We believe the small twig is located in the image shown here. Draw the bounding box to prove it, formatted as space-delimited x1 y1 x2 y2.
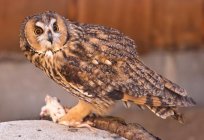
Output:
40 95 161 140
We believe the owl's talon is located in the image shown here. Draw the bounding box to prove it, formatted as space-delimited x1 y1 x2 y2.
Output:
58 121 95 132
58 120 94 131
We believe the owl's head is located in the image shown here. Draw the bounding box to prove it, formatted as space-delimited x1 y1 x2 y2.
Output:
20 11 69 54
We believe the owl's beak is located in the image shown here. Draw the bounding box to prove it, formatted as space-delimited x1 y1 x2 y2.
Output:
48 31 53 44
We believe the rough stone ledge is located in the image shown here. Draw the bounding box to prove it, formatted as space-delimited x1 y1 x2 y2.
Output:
0 120 125 140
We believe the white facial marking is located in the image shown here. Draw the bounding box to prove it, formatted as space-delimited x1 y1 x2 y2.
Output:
36 22 45 29
49 18 61 44
45 50 53 57
37 35 52 48
49 19 56 28
36 18 61 50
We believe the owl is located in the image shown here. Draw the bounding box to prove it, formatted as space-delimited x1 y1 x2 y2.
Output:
20 11 195 126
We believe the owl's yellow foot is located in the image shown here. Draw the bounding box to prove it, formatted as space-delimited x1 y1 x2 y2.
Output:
58 100 94 129
59 120 94 130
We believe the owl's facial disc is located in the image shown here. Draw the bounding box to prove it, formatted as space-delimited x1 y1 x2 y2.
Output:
35 18 61 50
23 12 68 54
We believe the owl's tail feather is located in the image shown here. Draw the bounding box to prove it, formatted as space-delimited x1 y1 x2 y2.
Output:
163 88 196 107
146 106 184 123
122 94 184 123
123 94 165 107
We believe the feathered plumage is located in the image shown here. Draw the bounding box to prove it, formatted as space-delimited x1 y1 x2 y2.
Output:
20 11 195 123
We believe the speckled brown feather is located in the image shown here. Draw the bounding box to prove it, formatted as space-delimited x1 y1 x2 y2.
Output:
20 11 195 121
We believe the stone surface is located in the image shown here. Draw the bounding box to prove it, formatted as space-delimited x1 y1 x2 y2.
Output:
0 120 125 140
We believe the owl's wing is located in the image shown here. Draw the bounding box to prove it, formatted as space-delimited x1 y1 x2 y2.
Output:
121 58 195 107
61 22 195 108
80 23 138 59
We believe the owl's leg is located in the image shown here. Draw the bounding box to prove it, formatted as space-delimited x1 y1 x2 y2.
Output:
58 100 93 127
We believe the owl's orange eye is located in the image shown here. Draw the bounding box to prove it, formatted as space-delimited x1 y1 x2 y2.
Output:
53 22 59 32
34 27 44 35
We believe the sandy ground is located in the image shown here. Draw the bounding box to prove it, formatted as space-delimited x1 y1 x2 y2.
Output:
0 50 203 140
